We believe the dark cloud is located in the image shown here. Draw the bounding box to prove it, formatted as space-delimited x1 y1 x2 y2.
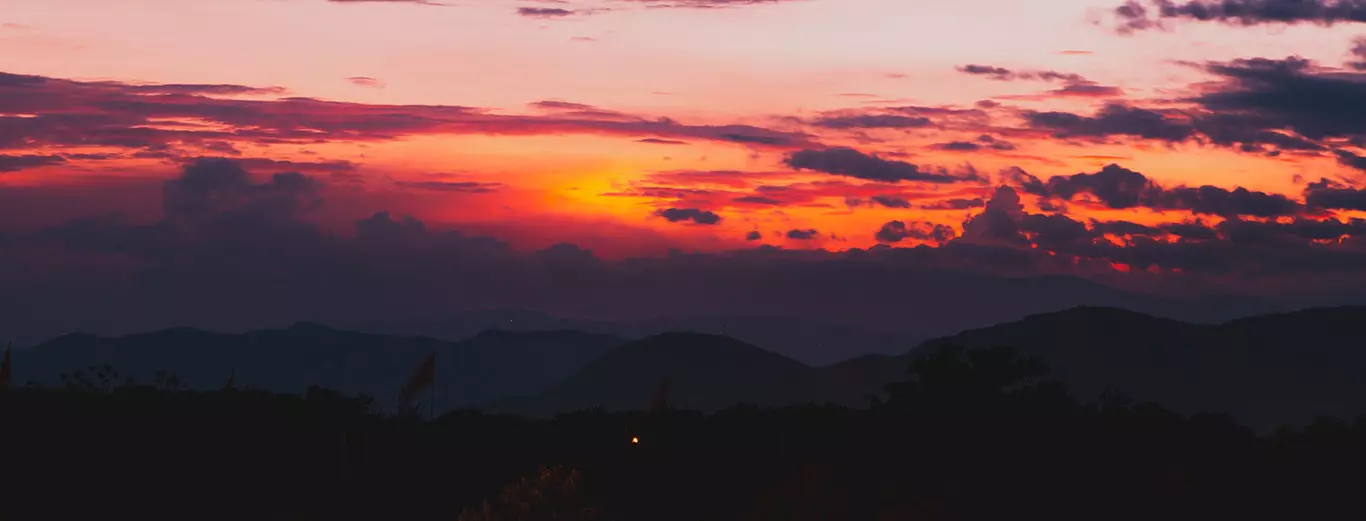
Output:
395 181 505 193
1092 220 1161 237
161 158 324 224
745 231 762 241
1161 221 1221 240
1304 177 1366 210
0 70 817 153
1350 37 1366 70
656 207 722 225
1049 83 1125 97
98 83 287 96
1020 163 1304 218
232 158 358 173
934 141 983 151
637 138 690 145
956 65 1087 83
0 154 65 172
786 229 819 240
959 186 1027 246
869 195 912 208
931 139 1015 152
347 77 386 88
1020 58 1356 154
1334 149 1366 171
517 7 579 18
810 114 933 129
1192 57 1366 141
875 220 957 243
784 147 973 183
1023 103 1194 141
922 198 985 210
1114 0 1366 33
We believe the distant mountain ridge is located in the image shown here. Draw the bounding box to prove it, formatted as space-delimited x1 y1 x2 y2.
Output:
488 333 865 416
12 305 1366 429
13 324 623 412
836 306 1366 429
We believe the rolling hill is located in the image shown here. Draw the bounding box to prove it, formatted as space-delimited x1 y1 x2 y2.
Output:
12 324 623 412
488 333 866 416
834 306 1366 429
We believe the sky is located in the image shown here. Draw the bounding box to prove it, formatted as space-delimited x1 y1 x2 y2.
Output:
5 0 1366 340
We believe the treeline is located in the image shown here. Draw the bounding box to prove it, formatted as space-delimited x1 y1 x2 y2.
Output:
1 346 1365 521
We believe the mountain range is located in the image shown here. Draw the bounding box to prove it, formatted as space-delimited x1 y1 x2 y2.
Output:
10 305 1366 429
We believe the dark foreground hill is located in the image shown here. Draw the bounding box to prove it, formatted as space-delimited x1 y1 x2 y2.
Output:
12 324 623 411
489 333 866 416
831 306 1366 429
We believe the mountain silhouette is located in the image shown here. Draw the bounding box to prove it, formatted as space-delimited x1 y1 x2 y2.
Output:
489 332 863 416
352 310 918 365
13 324 622 412
842 306 1366 429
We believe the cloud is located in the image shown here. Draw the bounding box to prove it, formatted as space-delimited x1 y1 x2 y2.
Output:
1049 83 1125 97
959 186 1027 246
869 195 912 208
956 65 1087 83
655 207 722 224
0 154 65 172
1113 0 1366 33
1304 177 1366 210
1019 59 1347 154
1350 37 1366 69
637 138 690 145
0 70 817 153
231 158 359 173
1191 57 1366 141
931 139 1015 152
1018 163 1304 218
745 231 762 241
1022 103 1194 142
922 198 985 210
347 77 386 88
395 181 506 193
93 83 287 96
786 229 818 240
875 220 956 243
517 7 580 18
784 147 975 183
810 114 933 129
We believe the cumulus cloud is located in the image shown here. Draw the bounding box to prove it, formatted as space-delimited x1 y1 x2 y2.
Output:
1017 163 1304 218
875 220 957 243
395 181 505 193
810 114 933 129
784 147 974 183
517 7 580 18
1113 0 1366 33
0 154 65 172
656 207 722 224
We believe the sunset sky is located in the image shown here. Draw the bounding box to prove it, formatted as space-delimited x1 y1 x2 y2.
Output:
5 0 1366 339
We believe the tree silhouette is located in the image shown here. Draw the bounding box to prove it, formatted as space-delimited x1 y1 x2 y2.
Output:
457 465 599 521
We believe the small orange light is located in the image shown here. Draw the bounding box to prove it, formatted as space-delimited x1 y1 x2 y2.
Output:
631 437 639 444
